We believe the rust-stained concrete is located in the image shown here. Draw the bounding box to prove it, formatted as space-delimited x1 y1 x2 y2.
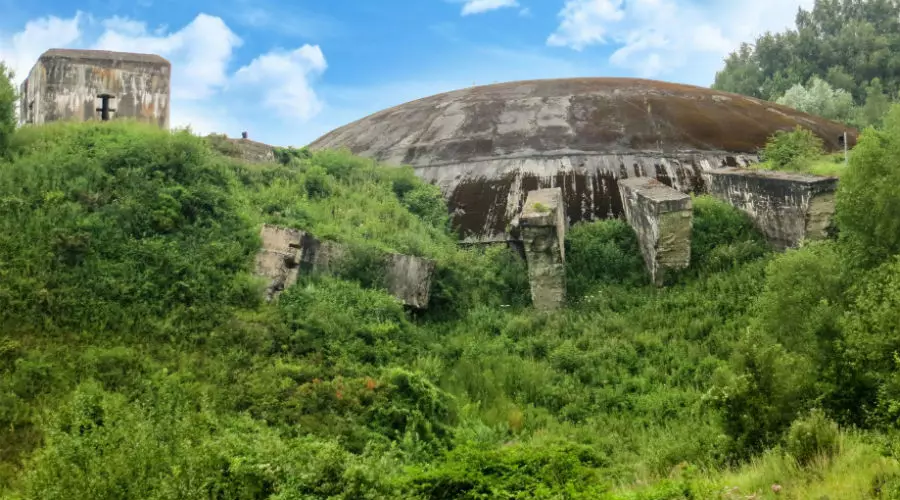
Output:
19 49 171 128
618 177 692 286
520 188 566 311
706 168 838 249
308 78 857 243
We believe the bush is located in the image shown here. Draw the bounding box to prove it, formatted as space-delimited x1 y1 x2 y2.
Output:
784 409 840 466
688 195 769 274
760 126 825 170
273 146 312 165
406 441 611 499
0 122 259 336
705 333 818 457
565 219 648 297
0 62 14 158
429 245 531 318
754 242 846 354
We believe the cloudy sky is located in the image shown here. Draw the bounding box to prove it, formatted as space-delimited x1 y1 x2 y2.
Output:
0 0 814 146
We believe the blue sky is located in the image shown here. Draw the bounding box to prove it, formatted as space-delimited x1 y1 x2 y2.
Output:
0 0 814 146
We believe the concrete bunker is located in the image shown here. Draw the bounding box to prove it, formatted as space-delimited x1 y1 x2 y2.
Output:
618 177 692 286
519 188 567 311
308 78 856 245
706 168 838 249
19 49 171 128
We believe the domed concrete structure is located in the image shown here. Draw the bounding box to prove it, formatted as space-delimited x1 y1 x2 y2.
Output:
309 78 856 243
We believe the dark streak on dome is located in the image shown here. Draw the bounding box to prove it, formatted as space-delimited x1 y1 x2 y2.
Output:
308 78 857 243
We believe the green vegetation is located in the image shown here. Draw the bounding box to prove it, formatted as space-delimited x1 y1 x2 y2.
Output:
713 0 900 128
749 127 848 177
7 99 900 496
0 62 15 158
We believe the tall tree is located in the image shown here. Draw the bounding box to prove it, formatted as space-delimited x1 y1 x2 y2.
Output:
713 0 900 110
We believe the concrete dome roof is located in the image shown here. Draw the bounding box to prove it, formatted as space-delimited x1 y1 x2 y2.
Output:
309 78 856 243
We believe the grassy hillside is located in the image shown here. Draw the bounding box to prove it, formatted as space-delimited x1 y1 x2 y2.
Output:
3 117 900 499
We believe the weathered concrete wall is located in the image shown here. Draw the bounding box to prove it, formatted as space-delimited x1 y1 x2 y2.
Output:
20 49 171 128
308 77 857 244
419 152 752 244
255 224 435 308
255 225 304 301
520 188 566 311
705 168 838 249
618 177 692 286
384 254 435 310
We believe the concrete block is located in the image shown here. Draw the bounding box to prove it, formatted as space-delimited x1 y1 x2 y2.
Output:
255 225 304 301
520 188 566 311
706 168 838 249
254 224 435 308
384 254 436 309
618 177 692 286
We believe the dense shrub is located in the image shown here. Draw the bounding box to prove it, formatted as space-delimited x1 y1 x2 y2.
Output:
273 145 312 165
784 409 840 466
0 122 259 335
760 126 825 170
406 441 611 499
565 219 648 297
706 334 818 457
687 195 769 274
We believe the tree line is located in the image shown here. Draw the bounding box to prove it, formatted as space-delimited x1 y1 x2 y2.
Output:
713 0 900 129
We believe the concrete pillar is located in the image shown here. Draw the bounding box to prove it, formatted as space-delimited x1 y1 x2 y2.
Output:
706 168 837 249
520 188 566 311
618 177 692 286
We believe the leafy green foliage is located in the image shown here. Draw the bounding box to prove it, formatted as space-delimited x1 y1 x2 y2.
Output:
713 0 900 128
760 126 826 171
565 219 648 297
0 62 14 158
273 145 312 165
836 104 900 264
0 122 259 335
776 77 855 123
784 409 840 466
687 195 769 274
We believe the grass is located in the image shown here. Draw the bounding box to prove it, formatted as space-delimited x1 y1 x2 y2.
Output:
751 152 849 177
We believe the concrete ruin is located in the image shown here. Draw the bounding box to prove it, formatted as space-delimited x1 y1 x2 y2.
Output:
308 78 856 245
254 224 435 308
519 188 566 311
706 168 838 249
19 49 171 128
618 177 692 286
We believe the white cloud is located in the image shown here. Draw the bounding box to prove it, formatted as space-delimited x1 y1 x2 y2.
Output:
93 14 242 100
547 0 815 80
0 11 330 143
233 45 328 121
0 12 83 84
547 0 624 50
461 0 519 16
